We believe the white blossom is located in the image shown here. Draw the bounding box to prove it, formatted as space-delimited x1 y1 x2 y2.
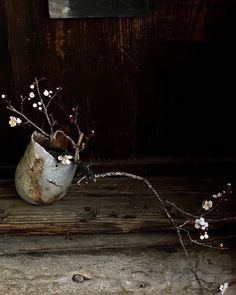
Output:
195 217 208 230
202 200 213 211
30 84 35 89
9 116 22 127
200 232 209 240
43 89 49 96
213 192 223 198
1 94 6 99
29 92 35 98
33 102 43 110
58 154 73 165
219 282 229 294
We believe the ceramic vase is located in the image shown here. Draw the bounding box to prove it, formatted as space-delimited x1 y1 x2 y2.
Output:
15 131 77 205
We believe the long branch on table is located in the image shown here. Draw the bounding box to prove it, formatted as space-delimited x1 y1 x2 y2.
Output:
47 170 233 291
165 200 198 218
75 171 223 292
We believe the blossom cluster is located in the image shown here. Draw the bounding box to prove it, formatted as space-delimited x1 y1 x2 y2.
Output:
27 83 54 112
219 282 229 294
201 183 232 211
1 82 57 128
194 217 209 240
1 95 22 127
1 78 94 167
193 183 232 242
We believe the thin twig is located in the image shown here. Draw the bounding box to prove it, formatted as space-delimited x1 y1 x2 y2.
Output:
182 228 229 250
165 200 198 218
45 87 62 109
35 77 53 135
6 105 49 137
74 132 84 161
52 129 77 149
208 216 236 223
201 197 225 217
179 220 191 228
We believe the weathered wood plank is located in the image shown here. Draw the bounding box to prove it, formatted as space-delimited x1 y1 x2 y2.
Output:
0 177 235 235
0 232 234 256
0 247 236 294
0 233 181 256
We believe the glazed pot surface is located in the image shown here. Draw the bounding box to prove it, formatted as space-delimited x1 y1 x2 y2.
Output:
15 131 77 205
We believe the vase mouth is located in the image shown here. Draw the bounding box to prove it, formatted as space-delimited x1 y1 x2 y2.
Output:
32 131 49 147
31 130 74 163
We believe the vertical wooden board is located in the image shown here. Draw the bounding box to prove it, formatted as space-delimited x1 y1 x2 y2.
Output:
1 0 236 163
0 2 12 85
0 1 20 165
3 0 146 159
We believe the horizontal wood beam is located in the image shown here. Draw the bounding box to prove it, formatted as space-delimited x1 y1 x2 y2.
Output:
0 233 235 256
0 176 235 235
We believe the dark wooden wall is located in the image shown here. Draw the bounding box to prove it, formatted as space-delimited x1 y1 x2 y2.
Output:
0 0 236 166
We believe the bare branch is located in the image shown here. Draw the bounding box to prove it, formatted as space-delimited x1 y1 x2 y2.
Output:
165 200 198 218
6 105 49 137
35 77 54 135
182 228 229 250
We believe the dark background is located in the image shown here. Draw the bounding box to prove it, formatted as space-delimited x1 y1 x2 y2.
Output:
0 0 236 173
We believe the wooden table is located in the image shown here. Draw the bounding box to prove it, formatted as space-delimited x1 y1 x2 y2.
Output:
0 176 235 255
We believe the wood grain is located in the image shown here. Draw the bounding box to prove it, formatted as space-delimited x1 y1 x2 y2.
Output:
0 0 236 163
0 232 234 256
0 247 235 294
0 176 235 235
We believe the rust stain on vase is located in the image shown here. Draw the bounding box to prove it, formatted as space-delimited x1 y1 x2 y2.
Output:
46 194 62 204
28 158 43 204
